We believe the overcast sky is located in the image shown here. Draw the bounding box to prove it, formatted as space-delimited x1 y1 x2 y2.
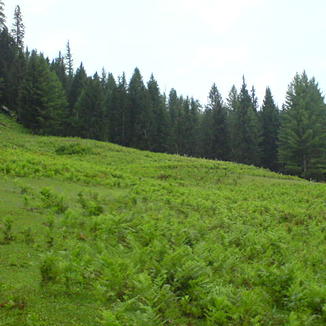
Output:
5 0 326 107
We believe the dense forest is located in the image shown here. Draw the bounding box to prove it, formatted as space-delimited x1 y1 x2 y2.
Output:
0 2 325 180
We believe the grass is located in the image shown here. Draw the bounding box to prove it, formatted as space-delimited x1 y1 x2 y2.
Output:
0 113 325 325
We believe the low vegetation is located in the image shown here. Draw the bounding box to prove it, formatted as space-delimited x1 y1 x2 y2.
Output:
0 114 325 326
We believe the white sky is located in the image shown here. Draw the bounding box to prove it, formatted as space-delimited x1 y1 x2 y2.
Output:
5 0 326 107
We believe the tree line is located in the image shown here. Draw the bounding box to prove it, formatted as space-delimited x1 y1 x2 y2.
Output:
0 2 325 180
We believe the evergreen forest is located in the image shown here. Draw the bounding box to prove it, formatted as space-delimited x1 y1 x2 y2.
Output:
0 2 325 180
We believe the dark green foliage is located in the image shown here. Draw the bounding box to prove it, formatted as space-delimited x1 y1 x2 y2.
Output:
19 51 68 135
260 87 280 171
201 83 229 160
279 72 326 180
0 8 325 181
0 0 6 31
66 62 87 136
0 28 17 108
11 5 24 49
50 52 67 93
65 40 73 79
230 77 261 165
75 73 106 140
127 68 152 149
55 142 93 155
147 74 169 152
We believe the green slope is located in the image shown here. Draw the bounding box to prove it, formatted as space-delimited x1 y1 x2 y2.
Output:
0 113 325 326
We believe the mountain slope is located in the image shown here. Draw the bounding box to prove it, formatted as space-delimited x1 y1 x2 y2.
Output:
0 113 325 326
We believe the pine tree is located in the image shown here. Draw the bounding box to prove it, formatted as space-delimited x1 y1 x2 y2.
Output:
19 51 67 134
0 0 6 31
11 5 25 49
66 62 87 135
231 77 261 165
167 88 179 153
0 27 18 108
65 41 73 79
127 68 152 149
260 87 280 171
202 83 229 160
50 52 67 92
103 72 117 141
147 74 169 152
184 98 200 156
75 73 106 140
279 72 326 180
250 86 258 112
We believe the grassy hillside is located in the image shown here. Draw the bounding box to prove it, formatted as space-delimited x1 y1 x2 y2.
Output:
0 113 325 326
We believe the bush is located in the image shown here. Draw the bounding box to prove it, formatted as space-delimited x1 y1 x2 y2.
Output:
55 143 93 155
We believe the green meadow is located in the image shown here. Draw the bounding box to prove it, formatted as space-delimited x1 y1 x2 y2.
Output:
0 113 325 326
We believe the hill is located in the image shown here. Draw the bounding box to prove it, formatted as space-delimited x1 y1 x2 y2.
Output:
0 113 325 326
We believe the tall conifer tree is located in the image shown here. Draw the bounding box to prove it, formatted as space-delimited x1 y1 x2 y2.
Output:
279 72 326 179
231 77 261 165
147 74 168 152
260 87 279 171
127 68 152 149
11 5 25 49
0 0 6 31
20 51 67 134
202 83 229 160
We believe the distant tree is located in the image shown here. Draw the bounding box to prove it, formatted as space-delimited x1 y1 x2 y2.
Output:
260 87 280 171
50 52 67 92
6 49 26 113
127 68 152 149
147 74 169 152
75 73 106 140
0 0 6 31
0 28 17 108
202 83 229 160
167 88 179 153
65 62 87 135
103 72 117 141
19 51 67 134
231 77 261 165
65 41 73 79
11 5 25 49
184 97 200 156
114 73 129 145
250 86 258 112
279 72 326 180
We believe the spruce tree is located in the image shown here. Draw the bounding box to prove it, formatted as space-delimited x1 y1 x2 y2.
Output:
205 83 229 160
279 72 326 180
185 98 200 156
231 77 261 165
167 88 179 153
0 27 18 108
260 87 280 171
75 73 106 140
127 68 152 149
65 41 73 79
147 74 169 152
66 62 87 135
19 51 67 134
11 5 25 49
114 73 129 145
0 0 6 31
50 52 67 92
103 72 117 141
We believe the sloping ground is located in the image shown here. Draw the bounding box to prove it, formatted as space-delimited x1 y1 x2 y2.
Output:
0 113 325 326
